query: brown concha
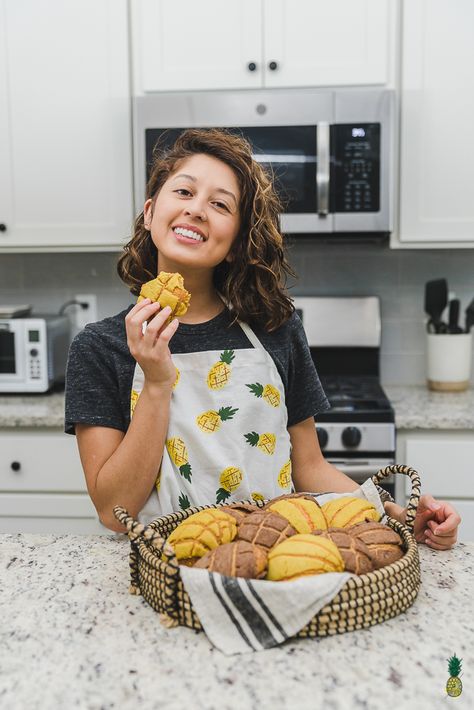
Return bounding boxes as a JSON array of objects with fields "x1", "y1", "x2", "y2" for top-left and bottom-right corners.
[
  {"x1": 194, "y1": 540, "x2": 268, "y2": 579},
  {"x1": 220, "y1": 502, "x2": 260, "y2": 523},
  {"x1": 313, "y1": 527, "x2": 373, "y2": 575},
  {"x1": 237, "y1": 509, "x2": 297, "y2": 549},
  {"x1": 347, "y1": 521, "x2": 404, "y2": 569}
]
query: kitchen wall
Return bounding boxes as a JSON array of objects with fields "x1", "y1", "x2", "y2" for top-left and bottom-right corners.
[{"x1": 2, "y1": 242, "x2": 474, "y2": 386}]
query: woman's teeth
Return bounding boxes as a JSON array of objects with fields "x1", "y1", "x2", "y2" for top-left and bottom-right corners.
[{"x1": 173, "y1": 227, "x2": 204, "y2": 242}]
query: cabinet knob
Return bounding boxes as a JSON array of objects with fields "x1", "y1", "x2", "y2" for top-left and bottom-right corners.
[
  {"x1": 10, "y1": 461, "x2": 21, "y2": 472},
  {"x1": 247, "y1": 62, "x2": 257, "y2": 72},
  {"x1": 268, "y1": 61, "x2": 278, "y2": 71},
  {"x1": 0, "y1": 223, "x2": 7, "y2": 232}
]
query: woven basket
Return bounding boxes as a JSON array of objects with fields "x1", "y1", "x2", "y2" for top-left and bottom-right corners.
[{"x1": 113, "y1": 464, "x2": 421, "y2": 637}]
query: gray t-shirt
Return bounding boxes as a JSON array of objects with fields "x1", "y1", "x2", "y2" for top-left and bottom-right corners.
[{"x1": 64, "y1": 305, "x2": 330, "y2": 435}]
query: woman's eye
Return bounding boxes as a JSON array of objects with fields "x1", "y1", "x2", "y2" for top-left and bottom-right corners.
[
  {"x1": 175, "y1": 188, "x2": 192, "y2": 196},
  {"x1": 214, "y1": 201, "x2": 229, "y2": 211}
]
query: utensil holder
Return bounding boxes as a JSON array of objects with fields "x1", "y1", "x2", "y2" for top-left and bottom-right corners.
[{"x1": 426, "y1": 332, "x2": 473, "y2": 391}]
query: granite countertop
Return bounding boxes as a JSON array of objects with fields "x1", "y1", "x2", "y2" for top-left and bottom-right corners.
[
  {"x1": 1, "y1": 386, "x2": 474, "y2": 430},
  {"x1": 1, "y1": 534, "x2": 472, "y2": 710}
]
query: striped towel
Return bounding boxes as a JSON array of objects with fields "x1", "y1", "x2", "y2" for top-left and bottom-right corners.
[{"x1": 180, "y1": 479, "x2": 386, "y2": 654}]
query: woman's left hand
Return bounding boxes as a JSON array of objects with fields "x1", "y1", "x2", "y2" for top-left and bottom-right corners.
[{"x1": 404, "y1": 494, "x2": 461, "y2": 550}]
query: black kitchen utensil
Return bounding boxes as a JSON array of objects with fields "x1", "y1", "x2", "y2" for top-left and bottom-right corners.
[
  {"x1": 448, "y1": 299, "x2": 464, "y2": 334},
  {"x1": 424, "y1": 279, "x2": 448, "y2": 333},
  {"x1": 465, "y1": 298, "x2": 474, "y2": 333}
]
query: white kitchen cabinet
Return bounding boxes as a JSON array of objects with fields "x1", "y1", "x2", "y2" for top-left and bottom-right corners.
[
  {"x1": 395, "y1": 0, "x2": 474, "y2": 248},
  {"x1": 0, "y1": 0, "x2": 133, "y2": 252},
  {"x1": 396, "y1": 430, "x2": 474, "y2": 542},
  {"x1": 133, "y1": 0, "x2": 393, "y2": 94},
  {"x1": 0, "y1": 429, "x2": 110, "y2": 534}
]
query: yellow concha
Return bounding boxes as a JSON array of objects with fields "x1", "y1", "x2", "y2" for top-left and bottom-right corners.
[
  {"x1": 268, "y1": 498, "x2": 327, "y2": 533},
  {"x1": 321, "y1": 497, "x2": 381, "y2": 528},
  {"x1": 137, "y1": 272, "x2": 191, "y2": 318},
  {"x1": 166, "y1": 509, "x2": 237, "y2": 561},
  {"x1": 267, "y1": 534, "x2": 344, "y2": 581}
]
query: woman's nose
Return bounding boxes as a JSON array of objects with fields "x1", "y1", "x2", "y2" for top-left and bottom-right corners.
[{"x1": 183, "y1": 200, "x2": 207, "y2": 221}]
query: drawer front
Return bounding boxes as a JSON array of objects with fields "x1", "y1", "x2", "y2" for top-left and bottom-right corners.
[
  {"x1": 405, "y1": 438, "x2": 474, "y2": 498},
  {"x1": 0, "y1": 431, "x2": 85, "y2": 491},
  {"x1": 0, "y1": 493, "x2": 112, "y2": 535}
]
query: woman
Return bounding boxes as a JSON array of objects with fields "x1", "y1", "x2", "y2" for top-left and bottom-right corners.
[{"x1": 65, "y1": 128, "x2": 460, "y2": 548}]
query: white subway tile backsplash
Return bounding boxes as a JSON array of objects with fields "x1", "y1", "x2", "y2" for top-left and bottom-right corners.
[{"x1": 2, "y1": 243, "x2": 474, "y2": 385}]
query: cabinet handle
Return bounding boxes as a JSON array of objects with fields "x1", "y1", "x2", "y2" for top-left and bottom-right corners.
[
  {"x1": 247, "y1": 62, "x2": 258, "y2": 72},
  {"x1": 0, "y1": 223, "x2": 7, "y2": 232},
  {"x1": 10, "y1": 461, "x2": 21, "y2": 472},
  {"x1": 268, "y1": 61, "x2": 278, "y2": 71}
]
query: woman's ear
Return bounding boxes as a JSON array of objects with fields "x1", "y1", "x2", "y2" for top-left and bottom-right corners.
[{"x1": 143, "y1": 199, "x2": 153, "y2": 230}]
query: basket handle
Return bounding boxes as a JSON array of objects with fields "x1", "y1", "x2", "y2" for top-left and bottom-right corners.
[
  {"x1": 113, "y1": 505, "x2": 177, "y2": 561},
  {"x1": 371, "y1": 464, "x2": 421, "y2": 534}
]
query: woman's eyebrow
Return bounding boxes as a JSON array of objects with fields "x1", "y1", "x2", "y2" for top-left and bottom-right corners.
[{"x1": 171, "y1": 173, "x2": 237, "y2": 206}]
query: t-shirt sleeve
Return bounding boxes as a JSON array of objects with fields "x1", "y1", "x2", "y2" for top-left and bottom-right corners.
[
  {"x1": 285, "y1": 314, "x2": 331, "y2": 427},
  {"x1": 64, "y1": 326, "x2": 125, "y2": 435}
]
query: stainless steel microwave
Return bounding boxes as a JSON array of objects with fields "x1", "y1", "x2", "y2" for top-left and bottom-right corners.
[
  {"x1": 133, "y1": 88, "x2": 395, "y2": 237},
  {"x1": 0, "y1": 316, "x2": 70, "y2": 393}
]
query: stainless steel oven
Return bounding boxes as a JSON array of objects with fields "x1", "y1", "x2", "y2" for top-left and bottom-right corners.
[{"x1": 133, "y1": 87, "x2": 395, "y2": 237}]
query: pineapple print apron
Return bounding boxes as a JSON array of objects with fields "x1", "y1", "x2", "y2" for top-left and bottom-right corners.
[{"x1": 130, "y1": 320, "x2": 293, "y2": 524}]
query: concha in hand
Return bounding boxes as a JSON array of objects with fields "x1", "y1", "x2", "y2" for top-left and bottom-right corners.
[
  {"x1": 267, "y1": 497, "x2": 327, "y2": 533},
  {"x1": 137, "y1": 271, "x2": 191, "y2": 322},
  {"x1": 267, "y1": 534, "x2": 344, "y2": 581},
  {"x1": 313, "y1": 527, "x2": 373, "y2": 575},
  {"x1": 347, "y1": 521, "x2": 404, "y2": 569},
  {"x1": 194, "y1": 540, "x2": 268, "y2": 579},
  {"x1": 321, "y1": 496, "x2": 381, "y2": 528},
  {"x1": 165, "y1": 509, "x2": 237, "y2": 561}
]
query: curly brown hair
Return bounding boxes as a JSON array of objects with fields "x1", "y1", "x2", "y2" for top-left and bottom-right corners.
[{"x1": 117, "y1": 127, "x2": 296, "y2": 331}]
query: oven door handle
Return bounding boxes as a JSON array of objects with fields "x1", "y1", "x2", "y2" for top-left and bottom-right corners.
[
  {"x1": 317, "y1": 121, "x2": 330, "y2": 216},
  {"x1": 329, "y1": 461, "x2": 395, "y2": 479}
]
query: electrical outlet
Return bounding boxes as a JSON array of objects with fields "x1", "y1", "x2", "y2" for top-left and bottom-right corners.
[{"x1": 74, "y1": 294, "x2": 98, "y2": 330}]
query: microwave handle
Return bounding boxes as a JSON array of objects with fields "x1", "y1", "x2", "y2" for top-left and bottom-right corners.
[{"x1": 317, "y1": 122, "x2": 330, "y2": 216}]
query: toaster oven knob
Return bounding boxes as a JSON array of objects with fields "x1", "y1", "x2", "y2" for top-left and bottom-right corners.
[
  {"x1": 316, "y1": 427, "x2": 328, "y2": 449},
  {"x1": 247, "y1": 62, "x2": 257, "y2": 72},
  {"x1": 10, "y1": 461, "x2": 21, "y2": 472},
  {"x1": 268, "y1": 61, "x2": 278, "y2": 71},
  {"x1": 0, "y1": 223, "x2": 6, "y2": 232},
  {"x1": 30, "y1": 348, "x2": 38, "y2": 357},
  {"x1": 342, "y1": 426, "x2": 362, "y2": 448}
]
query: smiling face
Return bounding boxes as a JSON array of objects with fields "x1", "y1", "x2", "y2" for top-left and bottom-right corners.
[{"x1": 143, "y1": 153, "x2": 241, "y2": 273}]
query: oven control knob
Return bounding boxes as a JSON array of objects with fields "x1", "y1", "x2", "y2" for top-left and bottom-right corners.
[
  {"x1": 316, "y1": 427, "x2": 328, "y2": 449},
  {"x1": 342, "y1": 426, "x2": 362, "y2": 448}
]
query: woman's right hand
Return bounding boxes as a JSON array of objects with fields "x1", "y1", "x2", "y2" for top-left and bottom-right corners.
[{"x1": 125, "y1": 298, "x2": 179, "y2": 390}]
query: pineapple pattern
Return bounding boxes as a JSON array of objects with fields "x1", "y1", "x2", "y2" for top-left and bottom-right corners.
[
  {"x1": 246, "y1": 382, "x2": 281, "y2": 407},
  {"x1": 446, "y1": 654, "x2": 463, "y2": 697},
  {"x1": 207, "y1": 350, "x2": 235, "y2": 389},
  {"x1": 196, "y1": 406, "x2": 238, "y2": 433},
  {"x1": 244, "y1": 431, "x2": 277, "y2": 455},
  {"x1": 130, "y1": 389, "x2": 139, "y2": 417},
  {"x1": 251, "y1": 492, "x2": 265, "y2": 503},
  {"x1": 173, "y1": 367, "x2": 180, "y2": 389},
  {"x1": 216, "y1": 466, "x2": 243, "y2": 504},
  {"x1": 278, "y1": 459, "x2": 292, "y2": 489},
  {"x1": 178, "y1": 491, "x2": 190, "y2": 510},
  {"x1": 166, "y1": 437, "x2": 192, "y2": 481}
]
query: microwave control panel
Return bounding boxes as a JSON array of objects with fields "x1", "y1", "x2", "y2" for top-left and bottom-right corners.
[{"x1": 330, "y1": 123, "x2": 381, "y2": 213}]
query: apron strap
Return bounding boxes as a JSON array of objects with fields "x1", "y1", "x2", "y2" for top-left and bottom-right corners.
[{"x1": 237, "y1": 320, "x2": 265, "y2": 351}]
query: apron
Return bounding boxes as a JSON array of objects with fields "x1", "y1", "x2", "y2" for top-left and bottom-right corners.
[{"x1": 130, "y1": 320, "x2": 293, "y2": 524}]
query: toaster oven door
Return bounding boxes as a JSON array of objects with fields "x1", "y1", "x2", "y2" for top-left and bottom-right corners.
[{"x1": 0, "y1": 321, "x2": 26, "y2": 386}]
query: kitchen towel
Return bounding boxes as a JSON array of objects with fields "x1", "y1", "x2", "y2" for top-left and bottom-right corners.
[{"x1": 180, "y1": 479, "x2": 386, "y2": 654}]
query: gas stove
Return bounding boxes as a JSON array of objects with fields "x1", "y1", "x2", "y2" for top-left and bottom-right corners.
[{"x1": 293, "y1": 297, "x2": 396, "y2": 497}]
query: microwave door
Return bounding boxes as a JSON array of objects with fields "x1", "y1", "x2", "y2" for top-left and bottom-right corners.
[{"x1": 0, "y1": 323, "x2": 25, "y2": 383}]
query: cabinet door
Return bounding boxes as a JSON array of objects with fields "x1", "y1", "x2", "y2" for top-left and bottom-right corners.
[
  {"x1": 399, "y1": 0, "x2": 474, "y2": 245},
  {"x1": 0, "y1": 0, "x2": 132, "y2": 250},
  {"x1": 263, "y1": 0, "x2": 390, "y2": 88},
  {"x1": 0, "y1": 493, "x2": 110, "y2": 534},
  {"x1": 134, "y1": 0, "x2": 262, "y2": 92},
  {"x1": 404, "y1": 437, "x2": 474, "y2": 499},
  {"x1": 0, "y1": 430, "x2": 86, "y2": 492}
]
